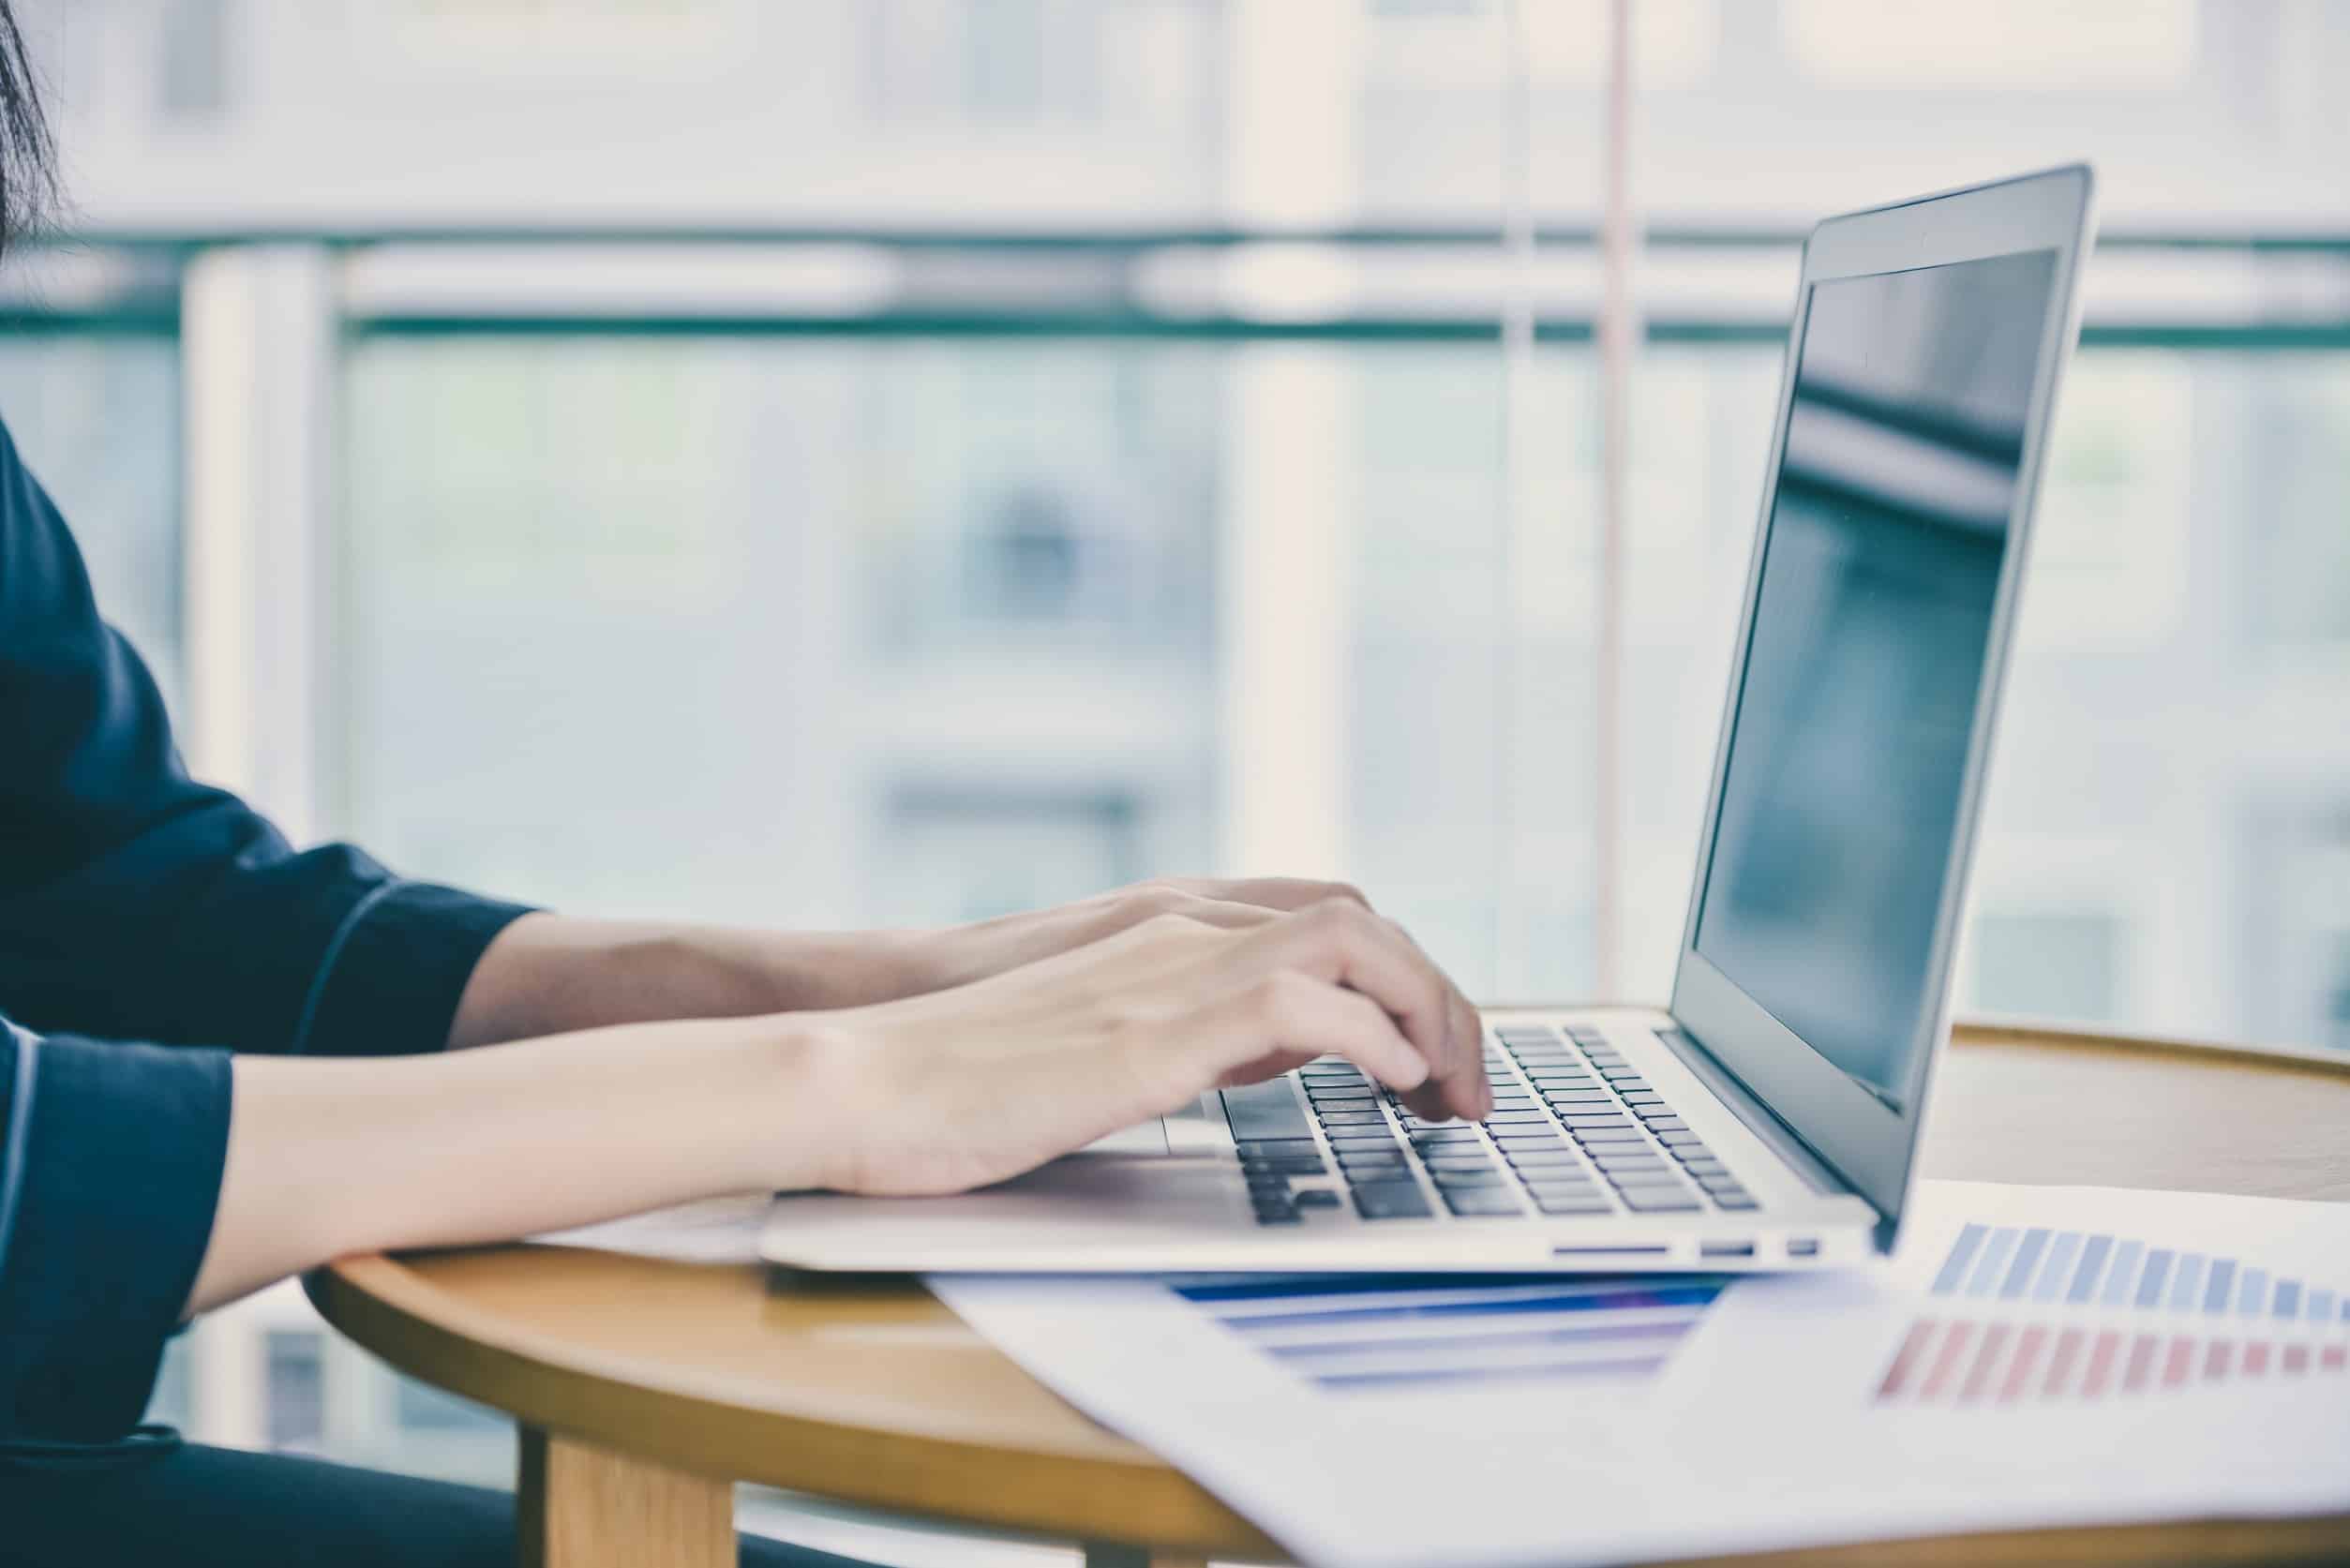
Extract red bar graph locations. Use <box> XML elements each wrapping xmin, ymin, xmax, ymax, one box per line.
<box><xmin>1875</xmin><ymin>1315</ymin><xmax>2350</xmax><ymax>1406</ymax></box>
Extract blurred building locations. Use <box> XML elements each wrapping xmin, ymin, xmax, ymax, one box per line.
<box><xmin>2</xmin><ymin>0</ymin><xmax>2344</xmax><ymax>1547</ymax></box>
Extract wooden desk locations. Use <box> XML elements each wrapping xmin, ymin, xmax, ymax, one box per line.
<box><xmin>308</xmin><ymin>1022</ymin><xmax>2350</xmax><ymax>1568</ymax></box>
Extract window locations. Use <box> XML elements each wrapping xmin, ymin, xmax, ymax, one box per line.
<box><xmin>0</xmin><ymin>336</ymin><xmax>184</xmax><ymax>713</ymax></box>
<box><xmin>263</xmin><ymin>1331</ymin><xmax>325</xmax><ymax>1453</ymax></box>
<box><xmin>1781</xmin><ymin>0</ymin><xmax>2197</xmax><ymax>89</ymax></box>
<box><xmin>1969</xmin><ymin>913</ymin><xmax>2124</xmax><ymax>1023</ymax></box>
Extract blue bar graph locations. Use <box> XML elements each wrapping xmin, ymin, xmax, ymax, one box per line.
<box><xmin>2135</xmin><ymin>1248</ymin><xmax>2174</xmax><ymax>1308</ymax></box>
<box><xmin>1968</xmin><ymin>1227</ymin><xmax>2020</xmax><ymax>1297</ymax></box>
<box><xmin>2034</xmin><ymin>1232</ymin><xmax>2082</xmax><ymax>1303</ymax></box>
<box><xmin>2099</xmin><ymin>1240</ymin><xmax>2145</xmax><ymax>1307</ymax></box>
<box><xmin>2001</xmin><ymin>1228</ymin><xmax>2051</xmax><ymax>1299</ymax></box>
<box><xmin>1921</xmin><ymin>1224</ymin><xmax>2349</xmax><ymax>1335</ymax></box>
<box><xmin>1176</xmin><ymin>1273</ymin><xmax>1729</xmax><ymax>1395</ymax></box>
<box><xmin>1933</xmin><ymin>1224</ymin><xmax>1986</xmax><ymax>1294</ymax></box>
<box><xmin>2068</xmin><ymin>1235</ymin><xmax>2114</xmax><ymax>1304</ymax></box>
<box><xmin>2167</xmin><ymin>1253</ymin><xmax>2206</xmax><ymax>1314</ymax></box>
<box><xmin>2205</xmin><ymin>1258</ymin><xmax>2237</xmax><ymax>1313</ymax></box>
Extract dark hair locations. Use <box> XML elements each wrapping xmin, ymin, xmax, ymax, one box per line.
<box><xmin>0</xmin><ymin>1</ymin><xmax>53</xmax><ymax>253</ymax></box>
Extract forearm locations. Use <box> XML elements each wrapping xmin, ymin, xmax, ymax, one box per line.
<box><xmin>187</xmin><ymin>1012</ymin><xmax>837</xmax><ymax>1314</ymax></box>
<box><xmin>446</xmin><ymin>913</ymin><xmax>926</xmax><ymax>1048</ymax></box>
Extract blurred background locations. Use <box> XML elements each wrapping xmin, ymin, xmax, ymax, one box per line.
<box><xmin>2</xmin><ymin>0</ymin><xmax>2343</xmax><ymax>1560</ymax></box>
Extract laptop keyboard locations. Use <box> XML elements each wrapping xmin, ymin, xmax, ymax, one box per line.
<box><xmin>1226</xmin><ymin>1023</ymin><xmax>1760</xmax><ymax>1224</ymax></box>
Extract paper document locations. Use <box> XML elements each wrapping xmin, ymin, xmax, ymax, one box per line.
<box><xmin>932</xmin><ymin>1181</ymin><xmax>2350</xmax><ymax>1568</ymax></box>
<box><xmin>531</xmin><ymin>1194</ymin><xmax>771</xmax><ymax>1264</ymax></box>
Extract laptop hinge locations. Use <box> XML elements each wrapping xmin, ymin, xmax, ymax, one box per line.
<box><xmin>1654</xmin><ymin>1021</ymin><xmax>1870</xmax><ymax>1209</ymax></box>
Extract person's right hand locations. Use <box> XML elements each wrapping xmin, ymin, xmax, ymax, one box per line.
<box><xmin>792</xmin><ymin>898</ymin><xmax>1490</xmax><ymax>1198</ymax></box>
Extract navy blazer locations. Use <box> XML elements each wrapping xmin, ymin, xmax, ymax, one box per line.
<box><xmin>0</xmin><ymin>418</ymin><xmax>531</xmax><ymax>1445</ymax></box>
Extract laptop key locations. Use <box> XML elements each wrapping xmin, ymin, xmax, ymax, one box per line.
<box><xmin>1713</xmin><ymin>1193</ymin><xmax>1760</xmax><ymax>1211</ymax></box>
<box><xmin>1522</xmin><ymin>1174</ymin><xmax>1604</xmax><ymax>1195</ymax></box>
<box><xmin>1534</xmin><ymin>1195</ymin><xmax>1614</xmax><ymax>1216</ymax></box>
<box><xmin>1242</xmin><ymin>1160</ymin><xmax>1328</xmax><ymax>1180</ymax></box>
<box><xmin>1618</xmin><ymin>1190</ymin><xmax>1702</xmax><ymax>1213</ymax></box>
<box><xmin>1443</xmin><ymin>1187</ymin><xmax>1524</xmax><ymax>1217</ymax></box>
<box><xmin>1679</xmin><ymin>1157</ymin><xmax>1732</xmax><ymax>1177</ymax></box>
<box><xmin>1352</xmin><ymin>1181</ymin><xmax>1434</xmax><ymax>1220</ymax></box>
<box><xmin>1224</xmin><ymin>1082</ymin><xmax>1314</xmax><ymax>1143</ymax></box>
<box><xmin>1294</xmin><ymin>1188</ymin><xmax>1344</xmax><ymax>1208</ymax></box>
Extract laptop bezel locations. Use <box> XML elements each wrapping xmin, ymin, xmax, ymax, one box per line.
<box><xmin>1667</xmin><ymin>164</ymin><xmax>2098</xmax><ymax>1235</ymax></box>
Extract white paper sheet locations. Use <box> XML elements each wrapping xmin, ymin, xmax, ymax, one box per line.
<box><xmin>931</xmin><ymin>1181</ymin><xmax>2350</xmax><ymax>1568</ymax></box>
<box><xmin>531</xmin><ymin>1193</ymin><xmax>771</xmax><ymax>1263</ymax></box>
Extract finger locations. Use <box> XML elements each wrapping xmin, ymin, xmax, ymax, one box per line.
<box><xmin>1398</xmin><ymin>986</ymin><xmax>1488</xmax><ymax>1122</ymax></box>
<box><xmin>1452</xmin><ymin>988</ymin><xmax>1491</xmax><ymax>1118</ymax></box>
<box><xmin>1178</xmin><ymin>970</ymin><xmax>1429</xmax><ymax>1102</ymax></box>
<box><xmin>1254</xmin><ymin>901</ymin><xmax>1482</xmax><ymax>1119</ymax></box>
<box><xmin>1387</xmin><ymin>922</ymin><xmax>1489</xmax><ymax>1121</ymax></box>
<box><xmin>1149</xmin><ymin>896</ymin><xmax>1285</xmax><ymax>933</ymax></box>
<box><xmin>1165</xmin><ymin>876</ymin><xmax>1371</xmax><ymax>915</ymax></box>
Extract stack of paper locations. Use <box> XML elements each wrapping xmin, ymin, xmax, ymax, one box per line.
<box><xmin>931</xmin><ymin>1181</ymin><xmax>2350</xmax><ymax>1567</ymax></box>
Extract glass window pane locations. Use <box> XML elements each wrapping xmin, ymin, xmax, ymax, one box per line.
<box><xmin>337</xmin><ymin>336</ymin><xmax>1221</xmax><ymax>931</ymax></box>
<box><xmin>0</xmin><ymin>333</ymin><xmax>185</xmax><ymax>712</ymax></box>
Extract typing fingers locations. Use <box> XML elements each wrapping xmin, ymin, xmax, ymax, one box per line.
<box><xmin>1247</xmin><ymin>900</ymin><xmax>1485</xmax><ymax>1120</ymax></box>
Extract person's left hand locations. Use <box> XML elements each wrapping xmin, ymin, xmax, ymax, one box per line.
<box><xmin>891</xmin><ymin>877</ymin><xmax>1376</xmax><ymax>999</ymax></box>
<box><xmin>452</xmin><ymin>879</ymin><xmax>1409</xmax><ymax>1047</ymax></box>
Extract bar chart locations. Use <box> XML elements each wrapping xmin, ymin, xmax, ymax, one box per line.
<box><xmin>1875</xmin><ymin>1222</ymin><xmax>2350</xmax><ymax>1406</ymax></box>
<box><xmin>1927</xmin><ymin>1222</ymin><xmax>2350</xmax><ymax>1323</ymax></box>
<box><xmin>1174</xmin><ymin>1274</ymin><xmax>1728</xmax><ymax>1395</ymax></box>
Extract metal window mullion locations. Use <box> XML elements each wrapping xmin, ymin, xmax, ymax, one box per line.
<box><xmin>182</xmin><ymin>244</ymin><xmax>338</xmax><ymax>846</ymax></box>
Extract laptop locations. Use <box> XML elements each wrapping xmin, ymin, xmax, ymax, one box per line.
<box><xmin>762</xmin><ymin>164</ymin><xmax>2097</xmax><ymax>1276</ymax></box>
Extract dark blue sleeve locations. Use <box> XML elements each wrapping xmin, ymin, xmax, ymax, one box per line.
<box><xmin>0</xmin><ymin>1021</ymin><xmax>229</xmax><ymax>1442</ymax></box>
<box><xmin>0</xmin><ymin>416</ymin><xmax>534</xmax><ymax>1057</ymax></box>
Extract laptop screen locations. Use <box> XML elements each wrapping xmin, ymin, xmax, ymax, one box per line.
<box><xmin>1692</xmin><ymin>247</ymin><xmax>2059</xmax><ymax>1110</ymax></box>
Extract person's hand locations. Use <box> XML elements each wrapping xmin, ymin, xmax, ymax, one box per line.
<box><xmin>448</xmin><ymin>879</ymin><xmax>1396</xmax><ymax>1046</ymax></box>
<box><xmin>792</xmin><ymin>897</ymin><xmax>1490</xmax><ymax>1197</ymax></box>
<box><xmin>888</xmin><ymin>876</ymin><xmax>1380</xmax><ymax>1000</ymax></box>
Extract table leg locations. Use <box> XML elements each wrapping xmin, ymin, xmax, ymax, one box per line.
<box><xmin>1082</xmin><ymin>1546</ymin><xmax>1208</xmax><ymax>1568</ymax></box>
<box><xmin>517</xmin><ymin>1425</ymin><xmax>733</xmax><ymax>1568</ymax></box>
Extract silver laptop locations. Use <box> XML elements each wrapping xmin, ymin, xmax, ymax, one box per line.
<box><xmin>763</xmin><ymin>165</ymin><xmax>2097</xmax><ymax>1277</ymax></box>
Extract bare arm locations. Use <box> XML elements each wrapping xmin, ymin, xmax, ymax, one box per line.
<box><xmin>188</xmin><ymin>1015</ymin><xmax>824</xmax><ymax>1312</ymax></box>
<box><xmin>441</xmin><ymin>878</ymin><xmax>1385</xmax><ymax>1049</ymax></box>
<box><xmin>190</xmin><ymin>898</ymin><xmax>1488</xmax><ymax>1316</ymax></box>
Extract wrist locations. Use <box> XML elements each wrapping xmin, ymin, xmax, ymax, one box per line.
<box><xmin>726</xmin><ymin>1013</ymin><xmax>869</xmax><ymax>1192</ymax></box>
<box><xmin>705</xmin><ymin>927</ymin><xmax>939</xmax><ymax>1014</ymax></box>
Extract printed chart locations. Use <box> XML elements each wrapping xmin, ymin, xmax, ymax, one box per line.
<box><xmin>1172</xmin><ymin>1274</ymin><xmax>1727</xmax><ymax>1395</ymax></box>
<box><xmin>1876</xmin><ymin>1221</ymin><xmax>2350</xmax><ymax>1405</ymax></box>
